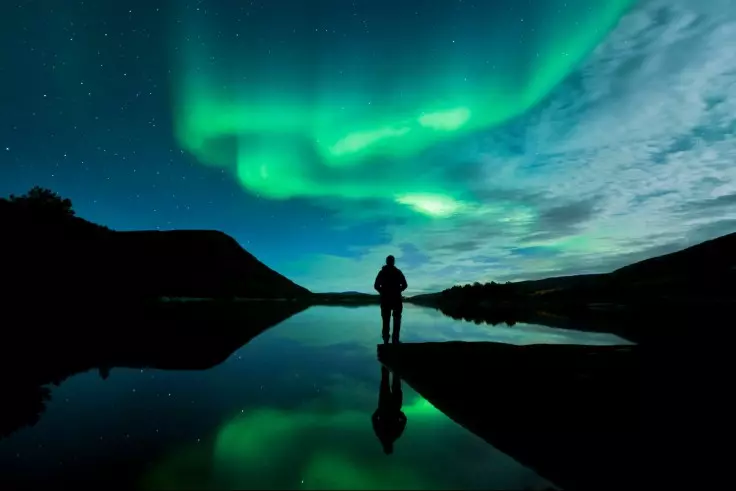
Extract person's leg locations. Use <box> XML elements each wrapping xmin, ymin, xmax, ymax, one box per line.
<box><xmin>380</xmin><ymin>303</ymin><xmax>391</xmax><ymax>343</ymax></box>
<box><xmin>379</xmin><ymin>365</ymin><xmax>390</xmax><ymax>407</ymax></box>
<box><xmin>391</xmin><ymin>372</ymin><xmax>403</xmax><ymax>409</ymax></box>
<box><xmin>392</xmin><ymin>301</ymin><xmax>403</xmax><ymax>343</ymax></box>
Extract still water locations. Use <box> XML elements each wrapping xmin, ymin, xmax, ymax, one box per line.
<box><xmin>0</xmin><ymin>305</ymin><xmax>629</xmax><ymax>489</ymax></box>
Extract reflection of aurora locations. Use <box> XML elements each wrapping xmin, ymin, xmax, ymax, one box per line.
<box><xmin>142</xmin><ymin>397</ymin><xmax>483</xmax><ymax>490</ymax></box>
<box><xmin>169</xmin><ymin>0</ymin><xmax>635</xmax><ymax>215</ymax></box>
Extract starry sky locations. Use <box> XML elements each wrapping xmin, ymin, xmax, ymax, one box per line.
<box><xmin>2</xmin><ymin>0</ymin><xmax>735</xmax><ymax>294</ymax></box>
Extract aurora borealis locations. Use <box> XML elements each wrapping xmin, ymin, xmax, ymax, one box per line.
<box><xmin>2</xmin><ymin>0</ymin><xmax>736</xmax><ymax>292</ymax></box>
<box><xmin>171</xmin><ymin>0</ymin><xmax>634</xmax><ymax>206</ymax></box>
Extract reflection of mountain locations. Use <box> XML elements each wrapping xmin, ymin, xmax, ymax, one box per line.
<box><xmin>420</xmin><ymin>301</ymin><xmax>733</xmax><ymax>344</ymax></box>
<box><xmin>309</xmin><ymin>292</ymin><xmax>382</xmax><ymax>305</ymax></box>
<box><xmin>378</xmin><ymin>341</ymin><xmax>640</xmax><ymax>491</ymax></box>
<box><xmin>0</xmin><ymin>301</ymin><xmax>306</xmax><ymax>441</ymax></box>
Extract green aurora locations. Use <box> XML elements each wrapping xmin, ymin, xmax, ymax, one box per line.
<box><xmin>169</xmin><ymin>0</ymin><xmax>636</xmax><ymax>216</ymax></box>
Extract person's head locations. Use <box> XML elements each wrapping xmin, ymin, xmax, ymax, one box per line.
<box><xmin>386</xmin><ymin>255</ymin><xmax>395</xmax><ymax>266</ymax></box>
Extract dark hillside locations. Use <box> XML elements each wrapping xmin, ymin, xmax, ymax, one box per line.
<box><xmin>1</xmin><ymin>187</ymin><xmax>310</xmax><ymax>303</ymax></box>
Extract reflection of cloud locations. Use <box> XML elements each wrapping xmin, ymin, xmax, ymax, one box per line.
<box><xmin>283</xmin><ymin>0</ymin><xmax>736</xmax><ymax>294</ymax></box>
<box><xmin>463</xmin><ymin>323</ymin><xmax>633</xmax><ymax>347</ymax></box>
<box><xmin>268</xmin><ymin>306</ymin><xmax>629</xmax><ymax>348</ymax></box>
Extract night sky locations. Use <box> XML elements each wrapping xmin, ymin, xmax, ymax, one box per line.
<box><xmin>2</xmin><ymin>0</ymin><xmax>735</xmax><ymax>294</ymax></box>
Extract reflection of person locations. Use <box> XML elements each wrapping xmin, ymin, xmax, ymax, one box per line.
<box><xmin>373</xmin><ymin>255</ymin><xmax>408</xmax><ymax>343</ymax></box>
<box><xmin>372</xmin><ymin>365</ymin><xmax>407</xmax><ymax>455</ymax></box>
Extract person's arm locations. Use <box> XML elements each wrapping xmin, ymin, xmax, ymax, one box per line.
<box><xmin>399</xmin><ymin>271</ymin><xmax>408</xmax><ymax>292</ymax></box>
<box><xmin>396</xmin><ymin>411</ymin><xmax>407</xmax><ymax>437</ymax></box>
<box><xmin>374</xmin><ymin>270</ymin><xmax>383</xmax><ymax>293</ymax></box>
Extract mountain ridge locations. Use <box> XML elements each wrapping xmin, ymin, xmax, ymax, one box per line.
<box><xmin>1</xmin><ymin>187</ymin><xmax>310</xmax><ymax>302</ymax></box>
<box><xmin>411</xmin><ymin>231</ymin><xmax>736</xmax><ymax>305</ymax></box>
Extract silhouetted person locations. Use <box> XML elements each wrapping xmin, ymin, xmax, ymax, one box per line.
<box><xmin>374</xmin><ymin>255</ymin><xmax>407</xmax><ymax>343</ymax></box>
<box><xmin>372</xmin><ymin>365</ymin><xmax>406</xmax><ymax>455</ymax></box>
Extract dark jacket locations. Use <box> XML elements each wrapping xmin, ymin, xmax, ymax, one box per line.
<box><xmin>374</xmin><ymin>265</ymin><xmax>408</xmax><ymax>300</ymax></box>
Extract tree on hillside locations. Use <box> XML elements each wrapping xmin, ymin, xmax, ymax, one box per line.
<box><xmin>7</xmin><ymin>186</ymin><xmax>75</xmax><ymax>217</ymax></box>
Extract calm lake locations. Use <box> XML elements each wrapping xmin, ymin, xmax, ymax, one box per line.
<box><xmin>0</xmin><ymin>304</ymin><xmax>630</xmax><ymax>489</ymax></box>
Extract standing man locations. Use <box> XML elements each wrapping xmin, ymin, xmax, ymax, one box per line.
<box><xmin>373</xmin><ymin>255</ymin><xmax>408</xmax><ymax>343</ymax></box>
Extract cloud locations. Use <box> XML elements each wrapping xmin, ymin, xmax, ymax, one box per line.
<box><xmin>510</xmin><ymin>247</ymin><xmax>561</xmax><ymax>259</ymax></box>
<box><xmin>686</xmin><ymin>218</ymin><xmax>736</xmax><ymax>243</ymax></box>
<box><xmin>285</xmin><ymin>0</ymin><xmax>736</xmax><ymax>293</ymax></box>
<box><xmin>537</xmin><ymin>198</ymin><xmax>600</xmax><ymax>231</ymax></box>
<box><xmin>396</xmin><ymin>242</ymin><xmax>431</xmax><ymax>270</ymax></box>
<box><xmin>521</xmin><ymin>197</ymin><xmax>603</xmax><ymax>243</ymax></box>
<box><xmin>676</xmin><ymin>193</ymin><xmax>736</xmax><ymax>218</ymax></box>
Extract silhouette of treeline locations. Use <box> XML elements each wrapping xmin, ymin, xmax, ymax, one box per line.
<box><xmin>422</xmin><ymin>283</ymin><xmax>522</xmax><ymax>326</ymax></box>
<box><xmin>442</xmin><ymin>281</ymin><xmax>524</xmax><ymax>304</ymax></box>
<box><xmin>1</xmin><ymin>187</ymin><xmax>310</xmax><ymax>308</ymax></box>
<box><xmin>0</xmin><ymin>300</ymin><xmax>306</xmax><ymax>441</ymax></box>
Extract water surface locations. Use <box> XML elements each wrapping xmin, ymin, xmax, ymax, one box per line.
<box><xmin>0</xmin><ymin>304</ymin><xmax>629</xmax><ymax>489</ymax></box>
